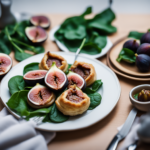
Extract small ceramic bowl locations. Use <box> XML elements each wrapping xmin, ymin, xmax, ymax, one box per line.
<box><xmin>129</xmin><ymin>84</ymin><xmax>150</xmax><ymax>112</ymax></box>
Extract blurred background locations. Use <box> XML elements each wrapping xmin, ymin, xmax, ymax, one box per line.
<box><xmin>7</xmin><ymin>0</ymin><xmax>150</xmax><ymax>14</ymax></box>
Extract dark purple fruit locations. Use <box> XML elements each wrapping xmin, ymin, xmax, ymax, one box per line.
<box><xmin>27</xmin><ymin>83</ymin><xmax>56</xmax><ymax>109</ymax></box>
<box><xmin>138</xmin><ymin>89</ymin><xmax>150</xmax><ymax>102</ymax></box>
<box><xmin>23</xmin><ymin>70</ymin><xmax>47</xmax><ymax>86</ymax></box>
<box><xmin>137</xmin><ymin>43</ymin><xmax>150</xmax><ymax>56</ymax></box>
<box><xmin>0</xmin><ymin>53</ymin><xmax>12</xmax><ymax>78</ymax></box>
<box><xmin>123</xmin><ymin>39</ymin><xmax>140</xmax><ymax>53</ymax></box>
<box><xmin>30</xmin><ymin>15</ymin><xmax>50</xmax><ymax>29</ymax></box>
<box><xmin>67</xmin><ymin>71</ymin><xmax>86</xmax><ymax>90</ymax></box>
<box><xmin>135</xmin><ymin>53</ymin><xmax>150</xmax><ymax>72</ymax></box>
<box><xmin>25</xmin><ymin>26</ymin><xmax>47</xmax><ymax>44</ymax></box>
<box><xmin>45</xmin><ymin>62</ymin><xmax>68</xmax><ymax>91</ymax></box>
<box><xmin>140</xmin><ymin>30</ymin><xmax>150</xmax><ymax>44</ymax></box>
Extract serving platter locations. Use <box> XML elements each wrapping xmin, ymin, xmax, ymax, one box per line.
<box><xmin>49</xmin><ymin>25</ymin><xmax>113</xmax><ymax>59</ymax></box>
<box><xmin>0</xmin><ymin>52</ymin><xmax>121</xmax><ymax>131</ymax></box>
<box><xmin>109</xmin><ymin>38</ymin><xmax>150</xmax><ymax>77</ymax></box>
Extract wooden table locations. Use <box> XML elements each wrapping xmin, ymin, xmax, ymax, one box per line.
<box><xmin>0</xmin><ymin>14</ymin><xmax>150</xmax><ymax>150</ymax></box>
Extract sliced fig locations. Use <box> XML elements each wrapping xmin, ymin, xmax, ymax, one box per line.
<box><xmin>135</xmin><ymin>53</ymin><xmax>150</xmax><ymax>72</ymax></box>
<box><xmin>0</xmin><ymin>53</ymin><xmax>12</xmax><ymax>78</ymax></box>
<box><xmin>137</xmin><ymin>43</ymin><xmax>150</xmax><ymax>56</ymax></box>
<box><xmin>67</xmin><ymin>71</ymin><xmax>86</xmax><ymax>90</ymax></box>
<box><xmin>23</xmin><ymin>70</ymin><xmax>47</xmax><ymax>86</ymax></box>
<box><xmin>45</xmin><ymin>62</ymin><xmax>68</xmax><ymax>91</ymax></box>
<box><xmin>25</xmin><ymin>26</ymin><xmax>47</xmax><ymax>44</ymax></box>
<box><xmin>30</xmin><ymin>15</ymin><xmax>50</xmax><ymax>29</ymax></box>
<box><xmin>27</xmin><ymin>83</ymin><xmax>55</xmax><ymax>108</ymax></box>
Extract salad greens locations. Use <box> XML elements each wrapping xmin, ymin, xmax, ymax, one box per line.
<box><xmin>133</xmin><ymin>93</ymin><xmax>138</xmax><ymax>100</ymax></box>
<box><xmin>54</xmin><ymin>7</ymin><xmax>117</xmax><ymax>55</ymax></box>
<box><xmin>0</xmin><ymin>21</ymin><xmax>45</xmax><ymax>62</ymax></box>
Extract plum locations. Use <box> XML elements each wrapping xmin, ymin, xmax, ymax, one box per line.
<box><xmin>140</xmin><ymin>30</ymin><xmax>150</xmax><ymax>44</ymax></box>
<box><xmin>137</xmin><ymin>43</ymin><xmax>150</xmax><ymax>56</ymax></box>
<box><xmin>135</xmin><ymin>53</ymin><xmax>150</xmax><ymax>72</ymax></box>
<box><xmin>123</xmin><ymin>39</ymin><xmax>140</xmax><ymax>53</ymax></box>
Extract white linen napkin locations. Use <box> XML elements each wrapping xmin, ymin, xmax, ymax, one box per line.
<box><xmin>0</xmin><ymin>107</ymin><xmax>56</xmax><ymax>150</ymax></box>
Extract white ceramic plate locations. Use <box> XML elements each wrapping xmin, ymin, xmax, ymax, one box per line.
<box><xmin>49</xmin><ymin>25</ymin><xmax>113</xmax><ymax>59</ymax></box>
<box><xmin>0</xmin><ymin>52</ymin><xmax>121</xmax><ymax>132</ymax></box>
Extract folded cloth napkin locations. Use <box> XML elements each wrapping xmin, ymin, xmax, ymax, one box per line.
<box><xmin>0</xmin><ymin>107</ymin><xmax>56</xmax><ymax>150</ymax></box>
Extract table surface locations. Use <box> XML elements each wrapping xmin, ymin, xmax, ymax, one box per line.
<box><xmin>1</xmin><ymin>13</ymin><xmax>150</xmax><ymax>150</ymax></box>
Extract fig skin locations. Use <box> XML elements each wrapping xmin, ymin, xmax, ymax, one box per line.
<box><xmin>67</xmin><ymin>71</ymin><xmax>86</xmax><ymax>90</ymax></box>
<box><xmin>45</xmin><ymin>62</ymin><xmax>68</xmax><ymax>92</ymax></box>
<box><xmin>25</xmin><ymin>26</ymin><xmax>47</xmax><ymax>45</ymax></box>
<box><xmin>138</xmin><ymin>89</ymin><xmax>150</xmax><ymax>102</ymax></box>
<box><xmin>140</xmin><ymin>30</ymin><xmax>150</xmax><ymax>44</ymax></box>
<box><xmin>137</xmin><ymin>43</ymin><xmax>150</xmax><ymax>56</ymax></box>
<box><xmin>27</xmin><ymin>83</ymin><xmax>56</xmax><ymax>109</ymax></box>
<box><xmin>123</xmin><ymin>39</ymin><xmax>140</xmax><ymax>53</ymax></box>
<box><xmin>0</xmin><ymin>53</ymin><xmax>12</xmax><ymax>78</ymax></box>
<box><xmin>30</xmin><ymin>15</ymin><xmax>50</xmax><ymax>30</ymax></box>
<box><xmin>23</xmin><ymin>70</ymin><xmax>47</xmax><ymax>86</ymax></box>
<box><xmin>135</xmin><ymin>53</ymin><xmax>150</xmax><ymax>72</ymax></box>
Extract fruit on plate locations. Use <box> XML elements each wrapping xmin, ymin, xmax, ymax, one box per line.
<box><xmin>70</xmin><ymin>61</ymin><xmax>96</xmax><ymax>86</ymax></box>
<box><xmin>0</xmin><ymin>53</ymin><xmax>12</xmax><ymax>78</ymax></box>
<box><xmin>67</xmin><ymin>71</ymin><xmax>86</xmax><ymax>90</ymax></box>
<box><xmin>27</xmin><ymin>83</ymin><xmax>56</xmax><ymax>108</ymax></box>
<box><xmin>23</xmin><ymin>70</ymin><xmax>47</xmax><ymax>86</ymax></box>
<box><xmin>140</xmin><ymin>30</ymin><xmax>150</xmax><ymax>44</ymax></box>
<box><xmin>45</xmin><ymin>62</ymin><xmax>68</xmax><ymax>91</ymax></box>
<box><xmin>135</xmin><ymin>54</ymin><xmax>150</xmax><ymax>72</ymax></box>
<box><xmin>137</xmin><ymin>43</ymin><xmax>150</xmax><ymax>56</ymax></box>
<box><xmin>39</xmin><ymin>51</ymin><xmax>68</xmax><ymax>72</ymax></box>
<box><xmin>55</xmin><ymin>85</ymin><xmax>90</xmax><ymax>116</ymax></box>
<box><xmin>30</xmin><ymin>15</ymin><xmax>50</xmax><ymax>29</ymax></box>
<box><xmin>123</xmin><ymin>39</ymin><xmax>140</xmax><ymax>53</ymax></box>
<box><xmin>25</xmin><ymin>26</ymin><xmax>47</xmax><ymax>44</ymax></box>
<box><xmin>138</xmin><ymin>89</ymin><xmax>150</xmax><ymax>102</ymax></box>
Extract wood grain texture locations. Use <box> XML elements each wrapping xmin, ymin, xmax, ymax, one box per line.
<box><xmin>0</xmin><ymin>14</ymin><xmax>150</xmax><ymax>150</ymax></box>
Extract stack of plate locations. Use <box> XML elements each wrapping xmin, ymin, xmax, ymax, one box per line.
<box><xmin>107</xmin><ymin>37</ymin><xmax>150</xmax><ymax>81</ymax></box>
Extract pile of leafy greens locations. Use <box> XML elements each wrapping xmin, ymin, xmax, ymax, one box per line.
<box><xmin>116</xmin><ymin>31</ymin><xmax>145</xmax><ymax>63</ymax></box>
<box><xmin>54</xmin><ymin>7</ymin><xmax>117</xmax><ymax>55</ymax></box>
<box><xmin>0</xmin><ymin>21</ymin><xmax>45</xmax><ymax>62</ymax></box>
<box><xmin>7</xmin><ymin>62</ymin><xmax>103</xmax><ymax>123</ymax></box>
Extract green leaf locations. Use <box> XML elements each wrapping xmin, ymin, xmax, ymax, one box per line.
<box><xmin>128</xmin><ymin>31</ymin><xmax>144</xmax><ymax>40</ymax></box>
<box><xmin>33</xmin><ymin>46</ymin><xmax>45</xmax><ymax>54</ymax></box>
<box><xmin>80</xmin><ymin>6</ymin><xmax>92</xmax><ymax>17</ymax></box>
<box><xmin>8</xmin><ymin>76</ymin><xmax>26</xmax><ymax>95</ymax></box>
<box><xmin>134</xmin><ymin>93</ymin><xmax>138</xmax><ymax>100</ymax></box>
<box><xmin>50</xmin><ymin>103</ymin><xmax>69</xmax><ymax>123</ymax></box>
<box><xmin>116</xmin><ymin>48</ymin><xmax>136</xmax><ymax>63</ymax></box>
<box><xmin>14</xmin><ymin>50</ymin><xmax>33</xmax><ymax>62</ymax></box>
<box><xmin>23</xmin><ymin>62</ymin><xmax>39</xmax><ymax>75</ymax></box>
<box><xmin>65</xmin><ymin>64</ymin><xmax>72</xmax><ymax>74</ymax></box>
<box><xmin>88</xmin><ymin>92</ymin><xmax>102</xmax><ymax>110</ymax></box>
<box><xmin>92</xmin><ymin>80</ymin><xmax>103</xmax><ymax>91</ymax></box>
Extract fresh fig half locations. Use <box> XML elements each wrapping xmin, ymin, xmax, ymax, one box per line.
<box><xmin>23</xmin><ymin>70</ymin><xmax>47</xmax><ymax>86</ymax></box>
<box><xmin>30</xmin><ymin>15</ymin><xmax>50</xmax><ymax>29</ymax></box>
<box><xmin>0</xmin><ymin>53</ymin><xmax>12</xmax><ymax>78</ymax></box>
<box><xmin>27</xmin><ymin>83</ymin><xmax>55</xmax><ymax>108</ymax></box>
<box><xmin>67</xmin><ymin>71</ymin><xmax>86</xmax><ymax>90</ymax></box>
<box><xmin>45</xmin><ymin>62</ymin><xmax>68</xmax><ymax>91</ymax></box>
<box><xmin>25</xmin><ymin>26</ymin><xmax>47</xmax><ymax>44</ymax></box>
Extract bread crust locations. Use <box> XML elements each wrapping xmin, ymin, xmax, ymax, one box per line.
<box><xmin>39</xmin><ymin>51</ymin><xmax>68</xmax><ymax>72</ymax></box>
<box><xmin>70</xmin><ymin>61</ymin><xmax>97</xmax><ymax>86</ymax></box>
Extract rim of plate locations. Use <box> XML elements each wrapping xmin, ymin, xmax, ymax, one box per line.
<box><xmin>0</xmin><ymin>52</ymin><xmax>121</xmax><ymax>132</ymax></box>
<box><xmin>49</xmin><ymin>25</ymin><xmax>113</xmax><ymax>59</ymax></box>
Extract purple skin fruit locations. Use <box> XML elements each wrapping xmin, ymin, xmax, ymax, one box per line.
<box><xmin>140</xmin><ymin>30</ymin><xmax>150</xmax><ymax>44</ymax></box>
<box><xmin>137</xmin><ymin>43</ymin><xmax>150</xmax><ymax>56</ymax></box>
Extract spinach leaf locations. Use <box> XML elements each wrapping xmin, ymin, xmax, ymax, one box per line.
<box><xmin>116</xmin><ymin>48</ymin><xmax>136</xmax><ymax>63</ymax></box>
<box><xmin>128</xmin><ymin>31</ymin><xmax>144</xmax><ymax>40</ymax></box>
<box><xmin>133</xmin><ymin>93</ymin><xmax>138</xmax><ymax>100</ymax></box>
<box><xmin>50</xmin><ymin>103</ymin><xmax>69</xmax><ymax>123</ymax></box>
<box><xmin>92</xmin><ymin>80</ymin><xmax>103</xmax><ymax>91</ymax></box>
<box><xmin>23</xmin><ymin>62</ymin><xmax>39</xmax><ymax>74</ymax></box>
<box><xmin>88</xmin><ymin>93</ymin><xmax>102</xmax><ymax>110</ymax></box>
<box><xmin>65</xmin><ymin>64</ymin><xmax>72</xmax><ymax>74</ymax></box>
<box><xmin>14</xmin><ymin>50</ymin><xmax>33</xmax><ymax>62</ymax></box>
<box><xmin>8</xmin><ymin>76</ymin><xmax>26</xmax><ymax>95</ymax></box>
